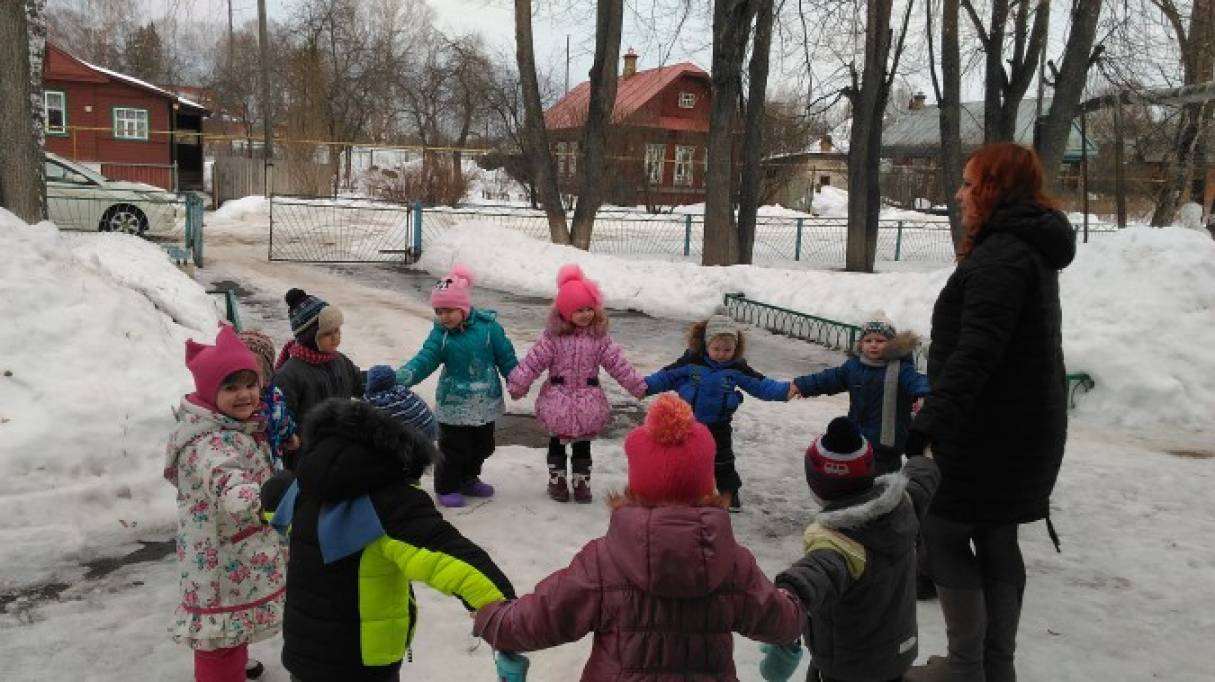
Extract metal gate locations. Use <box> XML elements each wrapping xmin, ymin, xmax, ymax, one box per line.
<box><xmin>267</xmin><ymin>196</ymin><xmax>421</xmax><ymax>263</ymax></box>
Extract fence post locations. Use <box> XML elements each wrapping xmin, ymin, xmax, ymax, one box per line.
<box><xmin>894</xmin><ymin>221</ymin><xmax>904</xmax><ymax>261</ymax></box>
<box><xmin>412</xmin><ymin>200</ymin><xmax>424</xmax><ymax>259</ymax></box>
<box><xmin>683</xmin><ymin>214</ymin><xmax>692</xmax><ymax>257</ymax></box>
<box><xmin>795</xmin><ymin>218</ymin><xmax>803</xmax><ymax>261</ymax></box>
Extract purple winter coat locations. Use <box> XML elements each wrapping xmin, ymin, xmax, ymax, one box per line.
<box><xmin>507</xmin><ymin>313</ymin><xmax>646</xmax><ymax>441</ymax></box>
<box><xmin>474</xmin><ymin>503</ymin><xmax>804</xmax><ymax>681</ymax></box>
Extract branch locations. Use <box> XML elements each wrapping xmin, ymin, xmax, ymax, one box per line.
<box><xmin>885</xmin><ymin>0</ymin><xmax>916</xmax><ymax>93</ymax></box>
<box><xmin>959</xmin><ymin>0</ymin><xmax>990</xmax><ymax>48</ymax></box>
<box><xmin>926</xmin><ymin>0</ymin><xmax>943</xmax><ymax>102</ymax></box>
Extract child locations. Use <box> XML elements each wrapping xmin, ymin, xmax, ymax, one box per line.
<box><xmin>239</xmin><ymin>329</ymin><xmax>299</xmax><ymax>470</ymax></box>
<box><xmin>364</xmin><ymin>364</ymin><xmax>439</xmax><ymax>440</ymax></box>
<box><xmin>507</xmin><ymin>264</ymin><xmax>647</xmax><ymax>503</ymax></box>
<box><xmin>164</xmin><ymin>324</ymin><xmax>286</xmax><ymax>681</ymax></box>
<box><xmin>273</xmin><ymin>288</ymin><xmax>364</xmax><ymax>466</ymax></box>
<box><xmin>269</xmin><ymin>398</ymin><xmax>516</xmax><ymax>681</ymax></box>
<box><xmin>474</xmin><ymin>394</ymin><xmax>803</xmax><ymax>679</ymax></box>
<box><xmin>396</xmin><ymin>264</ymin><xmax>518</xmax><ymax>508</ymax></box>
<box><xmin>758</xmin><ymin>417</ymin><xmax>940</xmax><ymax>682</ymax></box>
<box><xmin>792</xmin><ymin>311</ymin><xmax>930</xmax><ymax>474</ymax></box>
<box><xmin>644</xmin><ymin>314</ymin><xmax>792</xmax><ymax>511</ymax></box>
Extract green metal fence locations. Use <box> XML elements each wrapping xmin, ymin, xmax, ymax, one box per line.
<box><xmin>721</xmin><ymin>292</ymin><xmax>862</xmax><ymax>351</ymax></box>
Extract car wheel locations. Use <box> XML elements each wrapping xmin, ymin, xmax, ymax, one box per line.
<box><xmin>100</xmin><ymin>204</ymin><xmax>148</xmax><ymax>235</ymax></box>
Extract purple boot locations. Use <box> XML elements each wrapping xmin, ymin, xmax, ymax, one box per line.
<box><xmin>436</xmin><ymin>492</ymin><xmax>466</xmax><ymax>508</ymax></box>
<box><xmin>460</xmin><ymin>478</ymin><xmax>495</xmax><ymax>498</ymax></box>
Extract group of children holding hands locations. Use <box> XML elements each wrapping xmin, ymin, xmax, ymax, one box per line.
<box><xmin>166</xmin><ymin>260</ymin><xmax>937</xmax><ymax>681</ymax></box>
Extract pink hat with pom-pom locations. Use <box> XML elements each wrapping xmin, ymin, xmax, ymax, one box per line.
<box><xmin>431</xmin><ymin>264</ymin><xmax>475</xmax><ymax>316</ymax></box>
<box><xmin>624</xmin><ymin>393</ymin><xmax>717</xmax><ymax>502</ymax></box>
<box><xmin>554</xmin><ymin>264</ymin><xmax>603</xmax><ymax>321</ymax></box>
<box><xmin>186</xmin><ymin>323</ymin><xmax>260</xmax><ymax>410</ymax></box>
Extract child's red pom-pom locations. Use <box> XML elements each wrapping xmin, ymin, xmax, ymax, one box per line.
<box><xmin>645</xmin><ymin>394</ymin><xmax>695</xmax><ymax>445</ymax></box>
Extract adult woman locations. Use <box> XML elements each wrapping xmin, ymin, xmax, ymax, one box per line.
<box><xmin>904</xmin><ymin>144</ymin><xmax>1075</xmax><ymax>682</ymax></box>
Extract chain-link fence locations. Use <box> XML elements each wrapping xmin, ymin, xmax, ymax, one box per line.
<box><xmin>268</xmin><ymin>196</ymin><xmax>418</xmax><ymax>262</ymax></box>
<box><xmin>268</xmin><ymin>197</ymin><xmax>1122</xmax><ymax>266</ymax></box>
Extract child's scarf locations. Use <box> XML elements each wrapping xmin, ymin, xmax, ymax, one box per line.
<box><xmin>275</xmin><ymin>339</ymin><xmax>337</xmax><ymax>370</ymax></box>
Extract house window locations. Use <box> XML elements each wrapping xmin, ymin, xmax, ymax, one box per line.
<box><xmin>820</xmin><ymin>175</ymin><xmax>831</xmax><ymax>186</ymax></box>
<box><xmin>44</xmin><ymin>91</ymin><xmax>67</xmax><ymax>135</ymax></box>
<box><xmin>645</xmin><ymin>144</ymin><xmax>666</xmax><ymax>185</ymax></box>
<box><xmin>556</xmin><ymin>142</ymin><xmax>567</xmax><ymax>177</ymax></box>
<box><xmin>566</xmin><ymin>142</ymin><xmax>577</xmax><ymax>177</ymax></box>
<box><xmin>113</xmin><ymin>107</ymin><xmax>149</xmax><ymax>140</ymax></box>
<box><xmin>674</xmin><ymin>145</ymin><xmax>695</xmax><ymax>186</ymax></box>
<box><xmin>678</xmin><ymin>92</ymin><xmax>697</xmax><ymax>109</ymax></box>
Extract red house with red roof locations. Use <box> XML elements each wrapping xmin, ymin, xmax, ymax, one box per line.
<box><xmin>544</xmin><ymin>51</ymin><xmax>714</xmax><ymax>206</ymax></box>
<box><xmin>42</xmin><ymin>43</ymin><xmax>209</xmax><ymax>191</ymax></box>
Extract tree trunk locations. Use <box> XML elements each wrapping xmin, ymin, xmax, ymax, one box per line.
<box><xmin>736</xmin><ymin>0</ymin><xmax>774</xmax><ymax>265</ymax></box>
<box><xmin>1036</xmin><ymin>0</ymin><xmax>1102</xmax><ymax>190</ymax></box>
<box><xmin>846</xmin><ymin>0</ymin><xmax>898</xmax><ymax>272</ymax></box>
<box><xmin>980</xmin><ymin>0</ymin><xmax>1011</xmax><ymax>142</ymax></box>
<box><xmin>0</xmin><ymin>0</ymin><xmax>46</xmax><ymax>224</ymax></box>
<box><xmin>570</xmin><ymin>0</ymin><xmax>624</xmax><ymax>250</ymax></box>
<box><xmin>939</xmin><ymin>0</ymin><xmax>964</xmax><ymax>246</ymax></box>
<box><xmin>514</xmin><ymin>0</ymin><xmax>570</xmax><ymax>243</ymax></box>
<box><xmin>703</xmin><ymin>0</ymin><xmax>757</xmax><ymax>266</ymax></box>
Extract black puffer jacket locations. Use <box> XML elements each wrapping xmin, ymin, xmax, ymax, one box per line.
<box><xmin>280</xmin><ymin>399</ymin><xmax>514</xmax><ymax>681</ymax></box>
<box><xmin>912</xmin><ymin>202</ymin><xmax>1075</xmax><ymax>524</ymax></box>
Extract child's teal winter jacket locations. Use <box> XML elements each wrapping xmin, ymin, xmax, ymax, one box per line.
<box><xmin>396</xmin><ymin>308</ymin><xmax>518</xmax><ymax>426</ymax></box>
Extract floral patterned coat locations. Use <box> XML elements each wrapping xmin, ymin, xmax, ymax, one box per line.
<box><xmin>164</xmin><ymin>398</ymin><xmax>286</xmax><ymax>651</ymax></box>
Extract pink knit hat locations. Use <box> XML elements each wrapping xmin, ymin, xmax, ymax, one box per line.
<box><xmin>431</xmin><ymin>264</ymin><xmax>475</xmax><ymax>316</ymax></box>
<box><xmin>554</xmin><ymin>264</ymin><xmax>603</xmax><ymax>322</ymax></box>
<box><xmin>186</xmin><ymin>323</ymin><xmax>260</xmax><ymax>410</ymax></box>
<box><xmin>624</xmin><ymin>394</ymin><xmax>717</xmax><ymax>502</ymax></box>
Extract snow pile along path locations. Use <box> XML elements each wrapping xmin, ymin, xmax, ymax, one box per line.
<box><xmin>0</xmin><ymin>211</ymin><xmax>219</xmax><ymax>591</ymax></box>
<box><xmin>420</xmin><ymin>221</ymin><xmax>1215</xmax><ymax>431</ymax></box>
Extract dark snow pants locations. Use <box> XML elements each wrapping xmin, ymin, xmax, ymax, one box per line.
<box><xmin>707</xmin><ymin>421</ymin><xmax>742</xmax><ymax>495</ymax></box>
<box><xmin>547</xmin><ymin>437</ymin><xmax>591</xmax><ymax>475</ymax></box>
<box><xmin>434</xmin><ymin>422</ymin><xmax>496</xmax><ymax>494</ymax></box>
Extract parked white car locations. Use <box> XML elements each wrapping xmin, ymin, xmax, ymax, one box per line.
<box><xmin>45</xmin><ymin>153</ymin><xmax>180</xmax><ymax>235</ymax></box>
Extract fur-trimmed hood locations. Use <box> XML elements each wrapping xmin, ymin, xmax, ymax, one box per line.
<box><xmin>810</xmin><ymin>472</ymin><xmax>917</xmax><ymax>555</ymax></box>
<box><xmin>296</xmin><ymin>398</ymin><xmax>438</xmax><ymax>502</ymax></box>
<box><xmin>852</xmin><ymin>330</ymin><xmax>920</xmax><ymax>362</ymax></box>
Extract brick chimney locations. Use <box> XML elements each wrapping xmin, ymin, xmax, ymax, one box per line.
<box><xmin>909</xmin><ymin>91</ymin><xmax>927</xmax><ymax>110</ymax></box>
<box><xmin>623</xmin><ymin>48</ymin><xmax>638</xmax><ymax>78</ymax></box>
<box><xmin>820</xmin><ymin>134</ymin><xmax>833</xmax><ymax>153</ymax></box>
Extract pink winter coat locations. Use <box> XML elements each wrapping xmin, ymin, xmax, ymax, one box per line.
<box><xmin>507</xmin><ymin>315</ymin><xmax>646</xmax><ymax>440</ymax></box>
<box><xmin>473</xmin><ymin>503</ymin><xmax>803</xmax><ymax>681</ymax></box>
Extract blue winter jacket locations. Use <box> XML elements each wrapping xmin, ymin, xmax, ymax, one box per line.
<box><xmin>793</xmin><ymin>332</ymin><xmax>930</xmax><ymax>455</ymax></box>
<box><xmin>644</xmin><ymin>351</ymin><xmax>790</xmax><ymax>425</ymax></box>
<box><xmin>396</xmin><ymin>308</ymin><xmax>518</xmax><ymax>426</ymax></box>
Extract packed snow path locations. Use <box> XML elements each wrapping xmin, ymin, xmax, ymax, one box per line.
<box><xmin>1</xmin><ymin>205</ymin><xmax>1212</xmax><ymax>681</ymax></box>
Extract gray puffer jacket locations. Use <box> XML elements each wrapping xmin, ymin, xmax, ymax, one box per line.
<box><xmin>775</xmin><ymin>457</ymin><xmax>939</xmax><ymax>681</ymax></box>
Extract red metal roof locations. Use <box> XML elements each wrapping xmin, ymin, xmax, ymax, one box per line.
<box><xmin>544</xmin><ymin>62</ymin><xmax>710</xmax><ymax>131</ymax></box>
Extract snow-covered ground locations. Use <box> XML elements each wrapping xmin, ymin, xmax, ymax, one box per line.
<box><xmin>1</xmin><ymin>202</ymin><xmax>1213</xmax><ymax>681</ymax></box>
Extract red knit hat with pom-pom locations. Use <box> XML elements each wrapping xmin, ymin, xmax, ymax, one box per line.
<box><xmin>554</xmin><ymin>263</ymin><xmax>603</xmax><ymax>322</ymax></box>
<box><xmin>624</xmin><ymin>393</ymin><xmax>717</xmax><ymax>502</ymax></box>
<box><xmin>431</xmin><ymin>263</ymin><xmax>475</xmax><ymax>316</ymax></box>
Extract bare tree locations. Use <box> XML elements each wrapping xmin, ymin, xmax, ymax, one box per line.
<box><xmin>737</xmin><ymin>0</ymin><xmax>775</xmax><ymax>264</ymax></box>
<box><xmin>569</xmin><ymin>0</ymin><xmax>624</xmax><ymax>250</ymax></box>
<box><xmin>1035</xmin><ymin>0</ymin><xmax>1103</xmax><ymax>189</ymax></box>
<box><xmin>515</xmin><ymin>0</ymin><xmax>571</xmax><ymax>244</ymax></box>
<box><xmin>846</xmin><ymin>0</ymin><xmax>915</xmax><ymax>272</ymax></box>
<box><xmin>703</xmin><ymin>0</ymin><xmax>759</xmax><ymax>266</ymax></box>
<box><xmin>0</xmin><ymin>0</ymin><xmax>47</xmax><ymax>224</ymax></box>
<box><xmin>962</xmin><ymin>0</ymin><xmax>1050</xmax><ymax>142</ymax></box>
<box><xmin>928</xmin><ymin>0</ymin><xmax>965</xmax><ymax>244</ymax></box>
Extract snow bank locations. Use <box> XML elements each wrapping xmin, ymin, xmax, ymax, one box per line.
<box><xmin>212</xmin><ymin>195</ymin><xmax>269</xmax><ymax>221</ymax></box>
<box><xmin>0</xmin><ymin>211</ymin><xmax>219</xmax><ymax>590</ymax></box>
<box><xmin>420</xmin><ymin>221</ymin><xmax>1215</xmax><ymax>430</ymax></box>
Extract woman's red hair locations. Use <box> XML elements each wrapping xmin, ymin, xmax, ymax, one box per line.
<box><xmin>958</xmin><ymin>143</ymin><xmax>1059</xmax><ymax>259</ymax></box>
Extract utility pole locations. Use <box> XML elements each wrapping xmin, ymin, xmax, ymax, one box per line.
<box><xmin>1114</xmin><ymin>90</ymin><xmax>1127</xmax><ymax>228</ymax></box>
<box><xmin>257</xmin><ymin>0</ymin><xmax>273</xmax><ymax>194</ymax></box>
<box><xmin>565</xmin><ymin>34</ymin><xmax>570</xmax><ymax>94</ymax></box>
<box><xmin>227</xmin><ymin>0</ymin><xmax>235</xmax><ymax>70</ymax></box>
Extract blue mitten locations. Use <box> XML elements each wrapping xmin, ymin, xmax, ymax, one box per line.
<box><xmin>495</xmin><ymin>651</ymin><xmax>530</xmax><ymax>682</ymax></box>
<box><xmin>758</xmin><ymin>642</ymin><xmax>803</xmax><ymax>682</ymax></box>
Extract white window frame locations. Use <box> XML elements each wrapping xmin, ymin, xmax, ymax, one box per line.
<box><xmin>678</xmin><ymin>92</ymin><xmax>697</xmax><ymax>109</ymax></box>
<box><xmin>644</xmin><ymin>144</ymin><xmax>666</xmax><ymax>185</ymax></box>
<box><xmin>674</xmin><ymin>145</ymin><xmax>695</xmax><ymax>186</ymax></box>
<box><xmin>44</xmin><ymin>90</ymin><xmax>67</xmax><ymax>135</ymax></box>
<box><xmin>113</xmin><ymin>107</ymin><xmax>149</xmax><ymax>140</ymax></box>
<box><xmin>556</xmin><ymin>142</ymin><xmax>567</xmax><ymax>177</ymax></box>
